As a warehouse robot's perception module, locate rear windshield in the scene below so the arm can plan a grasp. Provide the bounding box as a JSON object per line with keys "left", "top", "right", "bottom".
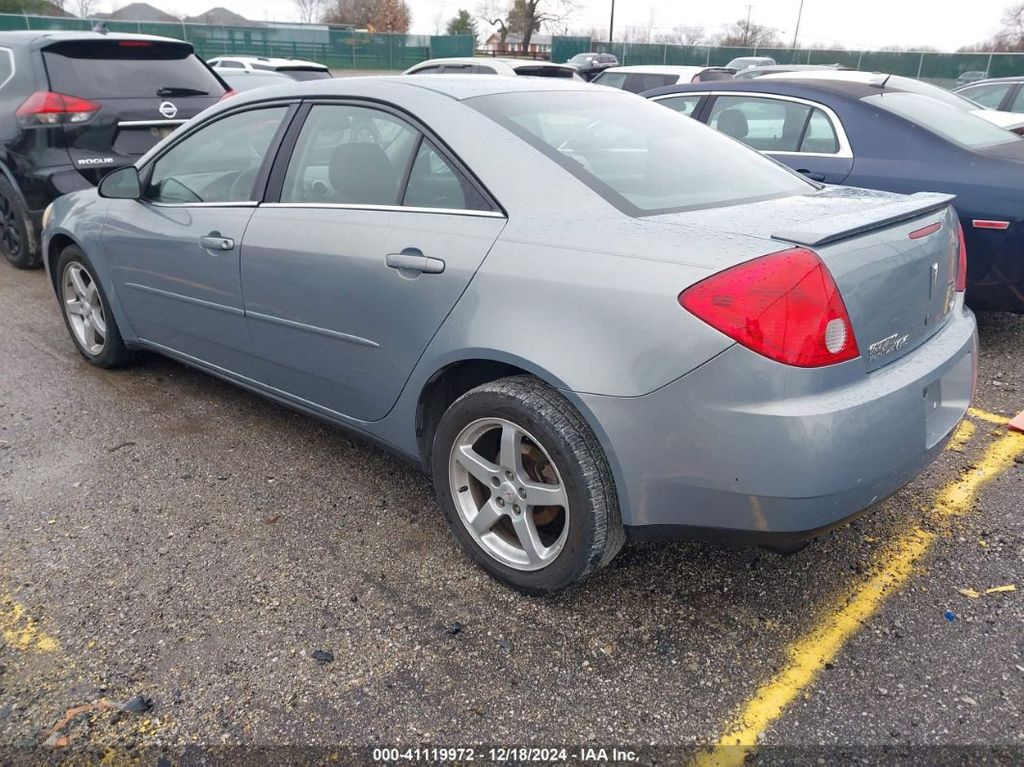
{"left": 865, "top": 91, "right": 1020, "bottom": 149}
{"left": 470, "top": 90, "right": 812, "bottom": 216}
{"left": 514, "top": 65, "right": 575, "bottom": 79}
{"left": 42, "top": 40, "right": 224, "bottom": 99}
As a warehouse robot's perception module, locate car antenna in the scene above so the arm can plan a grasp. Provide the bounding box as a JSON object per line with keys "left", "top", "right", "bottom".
{"left": 880, "top": 73, "right": 892, "bottom": 90}
{"left": 92, "top": 21, "right": 109, "bottom": 35}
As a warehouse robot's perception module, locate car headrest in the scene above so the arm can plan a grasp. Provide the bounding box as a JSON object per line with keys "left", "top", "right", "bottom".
{"left": 328, "top": 142, "right": 396, "bottom": 205}
{"left": 716, "top": 109, "right": 749, "bottom": 140}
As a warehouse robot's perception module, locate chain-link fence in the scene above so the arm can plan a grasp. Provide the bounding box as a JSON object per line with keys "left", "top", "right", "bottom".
{"left": 552, "top": 37, "right": 1024, "bottom": 87}
{"left": 0, "top": 13, "right": 474, "bottom": 71}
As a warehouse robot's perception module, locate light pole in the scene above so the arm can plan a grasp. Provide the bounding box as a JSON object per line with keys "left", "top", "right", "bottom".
{"left": 791, "top": 0, "right": 806, "bottom": 53}
{"left": 608, "top": 0, "right": 615, "bottom": 43}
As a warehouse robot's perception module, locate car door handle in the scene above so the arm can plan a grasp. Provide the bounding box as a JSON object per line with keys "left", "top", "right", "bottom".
{"left": 386, "top": 249, "right": 445, "bottom": 275}
{"left": 199, "top": 233, "right": 235, "bottom": 251}
{"left": 797, "top": 169, "right": 826, "bottom": 182}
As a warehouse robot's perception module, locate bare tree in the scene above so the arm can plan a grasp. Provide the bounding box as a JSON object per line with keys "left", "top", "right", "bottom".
{"left": 995, "top": 2, "right": 1024, "bottom": 51}
{"left": 716, "top": 18, "right": 781, "bottom": 48}
{"left": 294, "top": 0, "right": 324, "bottom": 24}
{"left": 75, "top": 0, "right": 97, "bottom": 18}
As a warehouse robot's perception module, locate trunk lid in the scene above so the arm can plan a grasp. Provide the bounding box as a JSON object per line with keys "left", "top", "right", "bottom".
{"left": 652, "top": 186, "right": 959, "bottom": 370}
{"left": 41, "top": 39, "right": 226, "bottom": 183}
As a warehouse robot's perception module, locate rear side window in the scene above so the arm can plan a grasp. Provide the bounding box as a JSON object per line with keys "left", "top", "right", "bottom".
{"left": 215, "top": 60, "right": 245, "bottom": 69}
{"left": 958, "top": 83, "right": 1011, "bottom": 108}
{"left": 697, "top": 69, "right": 734, "bottom": 83}
{"left": 514, "top": 66, "right": 574, "bottom": 78}
{"left": 709, "top": 96, "right": 812, "bottom": 152}
{"left": 404, "top": 140, "right": 490, "bottom": 210}
{"left": 42, "top": 40, "right": 225, "bottom": 99}
{"left": 281, "top": 104, "right": 419, "bottom": 205}
{"left": 592, "top": 71, "right": 626, "bottom": 89}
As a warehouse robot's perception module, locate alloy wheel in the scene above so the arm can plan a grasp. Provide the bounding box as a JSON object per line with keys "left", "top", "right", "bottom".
{"left": 448, "top": 417, "right": 570, "bottom": 571}
{"left": 61, "top": 262, "right": 107, "bottom": 356}
{"left": 0, "top": 192, "right": 21, "bottom": 257}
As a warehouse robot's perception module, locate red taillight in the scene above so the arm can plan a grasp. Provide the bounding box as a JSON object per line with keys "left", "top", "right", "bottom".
{"left": 679, "top": 247, "right": 860, "bottom": 367}
{"left": 955, "top": 221, "right": 968, "bottom": 292}
{"left": 118, "top": 40, "right": 152, "bottom": 47}
{"left": 16, "top": 91, "right": 99, "bottom": 126}
{"left": 218, "top": 89, "right": 237, "bottom": 101}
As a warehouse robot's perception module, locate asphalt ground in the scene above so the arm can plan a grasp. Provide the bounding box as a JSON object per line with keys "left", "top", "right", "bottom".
{"left": 1, "top": 262, "right": 1022, "bottom": 765}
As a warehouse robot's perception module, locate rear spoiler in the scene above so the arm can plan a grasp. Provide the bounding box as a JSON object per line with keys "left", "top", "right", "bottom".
{"left": 772, "top": 192, "right": 955, "bottom": 247}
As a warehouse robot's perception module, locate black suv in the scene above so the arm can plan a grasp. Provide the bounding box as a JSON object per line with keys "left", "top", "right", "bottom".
{"left": 0, "top": 31, "right": 228, "bottom": 268}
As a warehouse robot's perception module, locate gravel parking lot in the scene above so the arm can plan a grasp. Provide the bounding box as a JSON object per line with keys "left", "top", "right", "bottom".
{"left": 1, "top": 264, "right": 1023, "bottom": 761}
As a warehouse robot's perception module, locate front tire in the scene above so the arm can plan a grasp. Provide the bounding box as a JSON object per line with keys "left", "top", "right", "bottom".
{"left": 56, "top": 245, "right": 134, "bottom": 368}
{"left": 0, "top": 176, "right": 39, "bottom": 269}
{"left": 431, "top": 375, "right": 624, "bottom": 594}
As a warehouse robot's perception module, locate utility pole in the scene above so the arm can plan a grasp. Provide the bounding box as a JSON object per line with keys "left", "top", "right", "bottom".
{"left": 608, "top": 0, "right": 615, "bottom": 43}
{"left": 745, "top": 4, "right": 755, "bottom": 45}
{"left": 791, "top": 0, "right": 806, "bottom": 52}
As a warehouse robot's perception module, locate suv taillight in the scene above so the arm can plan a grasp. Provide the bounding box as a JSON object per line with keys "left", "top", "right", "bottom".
{"left": 679, "top": 247, "right": 860, "bottom": 367}
{"left": 955, "top": 220, "right": 968, "bottom": 292}
{"left": 16, "top": 91, "right": 99, "bottom": 126}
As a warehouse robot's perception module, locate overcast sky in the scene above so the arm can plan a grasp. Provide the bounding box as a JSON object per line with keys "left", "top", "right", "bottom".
{"left": 105, "top": 0, "right": 1015, "bottom": 50}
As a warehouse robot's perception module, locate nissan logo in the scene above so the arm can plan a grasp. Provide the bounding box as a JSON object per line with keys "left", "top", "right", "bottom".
{"left": 158, "top": 101, "right": 178, "bottom": 119}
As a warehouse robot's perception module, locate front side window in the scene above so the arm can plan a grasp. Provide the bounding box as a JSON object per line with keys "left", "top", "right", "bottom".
{"left": 471, "top": 90, "right": 811, "bottom": 216}
{"left": 865, "top": 91, "right": 1020, "bottom": 150}
{"left": 281, "top": 104, "right": 419, "bottom": 205}
{"left": 145, "top": 107, "right": 287, "bottom": 204}
{"left": 709, "top": 96, "right": 812, "bottom": 152}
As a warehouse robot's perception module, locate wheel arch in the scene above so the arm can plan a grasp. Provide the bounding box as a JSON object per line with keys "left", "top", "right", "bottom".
{"left": 46, "top": 232, "right": 77, "bottom": 292}
{"left": 412, "top": 353, "right": 629, "bottom": 523}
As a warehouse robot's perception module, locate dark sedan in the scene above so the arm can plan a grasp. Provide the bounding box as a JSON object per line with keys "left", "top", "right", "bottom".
{"left": 644, "top": 78, "right": 1024, "bottom": 312}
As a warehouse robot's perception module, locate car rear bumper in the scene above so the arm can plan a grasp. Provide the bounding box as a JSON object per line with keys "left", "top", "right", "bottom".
{"left": 577, "top": 302, "right": 978, "bottom": 540}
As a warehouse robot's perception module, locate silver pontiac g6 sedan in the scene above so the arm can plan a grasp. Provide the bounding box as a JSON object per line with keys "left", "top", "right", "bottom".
{"left": 43, "top": 76, "right": 978, "bottom": 594}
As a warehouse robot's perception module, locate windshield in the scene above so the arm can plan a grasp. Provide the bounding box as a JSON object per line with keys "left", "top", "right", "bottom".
{"left": 42, "top": 40, "right": 224, "bottom": 99}
{"left": 568, "top": 54, "right": 595, "bottom": 64}
{"left": 865, "top": 91, "right": 1020, "bottom": 149}
{"left": 470, "top": 90, "right": 812, "bottom": 216}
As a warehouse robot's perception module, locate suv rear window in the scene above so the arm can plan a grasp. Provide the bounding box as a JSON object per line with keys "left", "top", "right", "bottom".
{"left": 42, "top": 40, "right": 225, "bottom": 99}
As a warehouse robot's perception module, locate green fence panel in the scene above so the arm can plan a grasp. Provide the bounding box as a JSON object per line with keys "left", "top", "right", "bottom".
{"left": 430, "top": 34, "right": 473, "bottom": 59}
{"left": 551, "top": 36, "right": 590, "bottom": 64}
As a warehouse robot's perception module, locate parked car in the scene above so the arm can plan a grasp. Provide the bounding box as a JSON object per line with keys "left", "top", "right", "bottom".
{"left": 591, "top": 65, "right": 734, "bottom": 93}
{"left": 726, "top": 56, "right": 776, "bottom": 72}
{"left": 219, "top": 69, "right": 294, "bottom": 93}
{"left": 208, "top": 55, "right": 331, "bottom": 81}
{"left": 644, "top": 77, "right": 1024, "bottom": 312}
{"left": 565, "top": 51, "right": 618, "bottom": 80}
{"left": 954, "top": 76, "right": 1024, "bottom": 113}
{"left": 43, "top": 76, "right": 976, "bottom": 593}
{"left": 734, "top": 63, "right": 848, "bottom": 80}
{"left": 956, "top": 70, "right": 989, "bottom": 86}
{"left": 403, "top": 57, "right": 580, "bottom": 79}
{"left": 760, "top": 70, "right": 1024, "bottom": 131}
{"left": 0, "top": 31, "right": 228, "bottom": 269}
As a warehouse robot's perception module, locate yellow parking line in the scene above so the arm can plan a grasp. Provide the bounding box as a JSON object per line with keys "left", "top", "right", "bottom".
{"left": 1, "top": 587, "right": 59, "bottom": 653}
{"left": 968, "top": 407, "right": 1011, "bottom": 425}
{"left": 695, "top": 429, "right": 1024, "bottom": 767}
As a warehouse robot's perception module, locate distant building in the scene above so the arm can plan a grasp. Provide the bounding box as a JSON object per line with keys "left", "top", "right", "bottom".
{"left": 100, "top": 2, "right": 180, "bottom": 22}
{"left": 185, "top": 7, "right": 258, "bottom": 26}
{"left": 482, "top": 32, "right": 552, "bottom": 56}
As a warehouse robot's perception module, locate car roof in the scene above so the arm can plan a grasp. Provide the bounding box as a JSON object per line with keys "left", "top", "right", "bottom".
{"left": 211, "top": 55, "right": 328, "bottom": 69}
{"left": 643, "top": 77, "right": 882, "bottom": 101}
{"left": 0, "top": 30, "right": 188, "bottom": 49}
{"left": 228, "top": 73, "right": 605, "bottom": 105}
{"left": 410, "top": 57, "right": 572, "bottom": 69}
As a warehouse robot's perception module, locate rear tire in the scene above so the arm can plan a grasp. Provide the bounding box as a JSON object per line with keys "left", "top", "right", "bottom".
{"left": 56, "top": 245, "right": 134, "bottom": 368}
{"left": 431, "top": 375, "right": 624, "bottom": 595}
{"left": 0, "top": 176, "right": 39, "bottom": 269}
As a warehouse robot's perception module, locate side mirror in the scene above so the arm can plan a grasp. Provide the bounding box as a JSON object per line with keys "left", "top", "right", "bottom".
{"left": 98, "top": 166, "right": 141, "bottom": 200}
